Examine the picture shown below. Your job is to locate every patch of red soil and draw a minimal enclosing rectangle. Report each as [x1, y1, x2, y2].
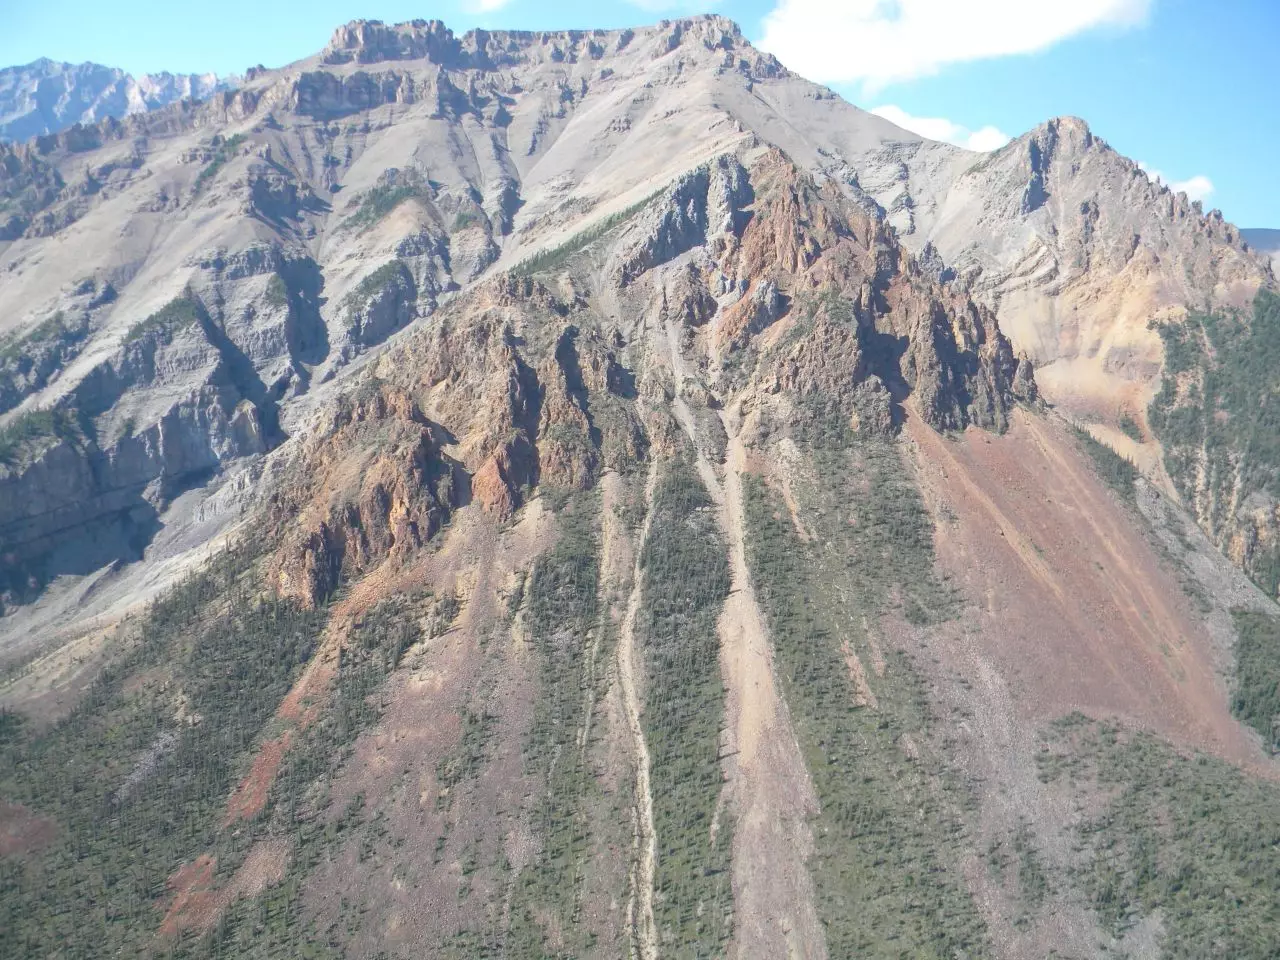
[158, 840, 290, 938]
[0, 801, 57, 857]
[907, 407, 1260, 764]
[223, 731, 294, 826]
[221, 560, 404, 826]
[159, 854, 219, 937]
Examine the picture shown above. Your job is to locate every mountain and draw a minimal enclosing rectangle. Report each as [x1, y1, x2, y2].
[1244, 226, 1280, 267]
[1, 16, 1279, 959]
[0, 57, 234, 142]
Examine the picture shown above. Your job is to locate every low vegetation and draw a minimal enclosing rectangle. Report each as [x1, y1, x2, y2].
[506, 494, 628, 957]
[0, 311, 86, 364]
[1229, 607, 1280, 752]
[191, 594, 430, 959]
[341, 261, 412, 312]
[124, 296, 206, 344]
[1117, 412, 1144, 443]
[1149, 291, 1280, 591]
[1040, 715, 1280, 957]
[0, 312, 91, 415]
[0, 406, 92, 467]
[512, 191, 661, 277]
[741, 439, 986, 957]
[340, 172, 434, 231]
[193, 134, 248, 194]
[263, 273, 289, 309]
[0, 543, 326, 957]
[1073, 425, 1139, 500]
[0, 513, 450, 958]
[637, 456, 734, 954]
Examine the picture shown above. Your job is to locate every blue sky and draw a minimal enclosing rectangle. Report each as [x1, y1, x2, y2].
[3, 0, 1276, 226]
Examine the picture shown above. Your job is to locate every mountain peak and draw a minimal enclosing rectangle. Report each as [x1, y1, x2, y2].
[318, 14, 762, 71]
[0, 59, 232, 142]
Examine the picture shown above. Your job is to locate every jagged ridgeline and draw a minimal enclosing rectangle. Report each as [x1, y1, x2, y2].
[2, 14, 1280, 960]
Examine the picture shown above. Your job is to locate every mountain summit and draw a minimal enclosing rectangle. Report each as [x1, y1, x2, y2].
[1, 16, 1279, 959]
[0, 58, 235, 142]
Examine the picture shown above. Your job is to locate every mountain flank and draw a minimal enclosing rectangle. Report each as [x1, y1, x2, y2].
[1, 16, 1279, 960]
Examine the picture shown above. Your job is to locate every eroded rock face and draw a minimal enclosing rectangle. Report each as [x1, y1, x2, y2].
[0, 303, 276, 599]
[918, 116, 1272, 418]
[322, 19, 462, 67]
[250, 142, 1037, 611]
[290, 71, 416, 119]
[268, 385, 462, 606]
[0, 9, 1266, 615]
[697, 151, 1036, 435]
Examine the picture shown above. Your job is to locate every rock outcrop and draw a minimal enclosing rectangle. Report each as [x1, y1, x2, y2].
[0, 12, 1261, 621]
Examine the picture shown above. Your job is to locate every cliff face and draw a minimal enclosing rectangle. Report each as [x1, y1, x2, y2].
[908, 117, 1273, 422]
[0, 9, 1262, 639]
[258, 145, 1033, 594]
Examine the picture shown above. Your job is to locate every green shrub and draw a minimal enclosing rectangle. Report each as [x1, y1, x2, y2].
[193, 133, 248, 194]
[505, 494, 626, 957]
[1230, 607, 1280, 751]
[1040, 717, 1280, 957]
[637, 456, 734, 953]
[0, 311, 86, 364]
[1148, 291, 1280, 592]
[0, 407, 90, 466]
[124, 296, 204, 344]
[1117, 413, 1144, 443]
[340, 173, 433, 232]
[342, 261, 411, 311]
[0, 544, 326, 957]
[511, 191, 662, 277]
[1073, 425, 1139, 499]
[263, 273, 289, 308]
[741, 439, 986, 957]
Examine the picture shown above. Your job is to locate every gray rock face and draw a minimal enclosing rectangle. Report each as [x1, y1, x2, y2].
[0, 302, 272, 595]
[0, 14, 1269, 620]
[906, 116, 1271, 422]
[0, 58, 235, 142]
[616, 156, 753, 284]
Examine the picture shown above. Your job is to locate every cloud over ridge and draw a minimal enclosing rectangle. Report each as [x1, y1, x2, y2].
[759, 0, 1153, 90]
[1138, 162, 1215, 203]
[870, 104, 1011, 151]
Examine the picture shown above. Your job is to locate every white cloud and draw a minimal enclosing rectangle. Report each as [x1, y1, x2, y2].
[469, 0, 513, 11]
[870, 104, 1011, 152]
[1138, 162, 1215, 203]
[758, 0, 1152, 92]
[1169, 174, 1214, 203]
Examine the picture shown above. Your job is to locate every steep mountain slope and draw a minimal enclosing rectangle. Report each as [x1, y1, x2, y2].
[2, 16, 1280, 960]
[906, 118, 1271, 426]
[0, 58, 233, 142]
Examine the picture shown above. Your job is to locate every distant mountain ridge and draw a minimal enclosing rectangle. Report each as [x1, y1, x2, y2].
[0, 57, 237, 142]
[1243, 227, 1280, 267]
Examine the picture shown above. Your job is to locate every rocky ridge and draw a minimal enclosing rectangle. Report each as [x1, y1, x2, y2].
[0, 58, 235, 143]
